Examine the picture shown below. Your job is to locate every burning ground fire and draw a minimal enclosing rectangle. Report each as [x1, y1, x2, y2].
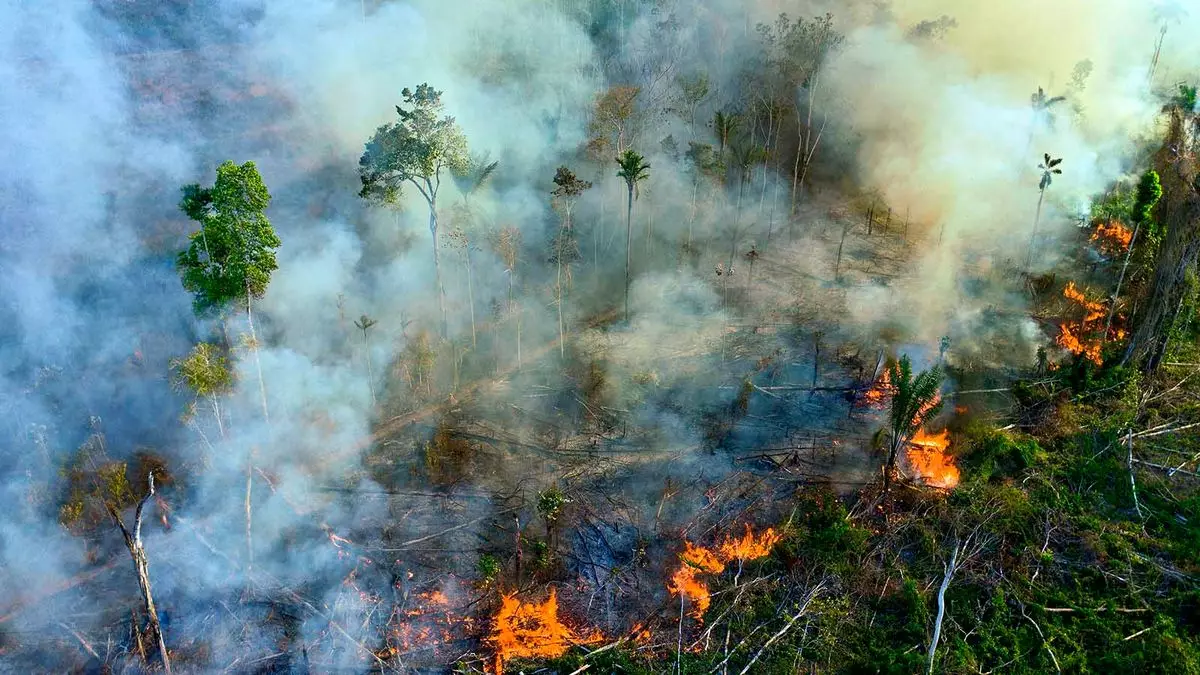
[668, 525, 782, 620]
[489, 589, 601, 675]
[907, 429, 959, 489]
[1091, 220, 1132, 255]
[1057, 281, 1122, 365]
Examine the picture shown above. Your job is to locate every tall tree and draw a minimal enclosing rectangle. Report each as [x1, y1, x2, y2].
[882, 356, 944, 493]
[1026, 154, 1063, 272]
[494, 226, 523, 369]
[450, 153, 499, 348]
[551, 166, 592, 357]
[177, 159, 280, 571]
[354, 314, 379, 405]
[616, 149, 651, 323]
[359, 84, 469, 338]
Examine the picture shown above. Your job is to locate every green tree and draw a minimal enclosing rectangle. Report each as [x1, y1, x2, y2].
[882, 355, 944, 493]
[170, 342, 234, 442]
[616, 149, 650, 323]
[551, 166, 592, 357]
[359, 84, 469, 338]
[1107, 170, 1162, 335]
[177, 160, 278, 425]
[178, 160, 278, 572]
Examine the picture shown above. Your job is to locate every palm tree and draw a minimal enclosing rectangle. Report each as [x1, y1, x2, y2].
[616, 149, 650, 323]
[354, 314, 378, 405]
[1023, 88, 1066, 160]
[882, 355, 944, 493]
[450, 154, 499, 348]
[1026, 154, 1063, 272]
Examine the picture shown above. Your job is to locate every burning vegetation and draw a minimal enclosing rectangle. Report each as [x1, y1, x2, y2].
[1056, 280, 1121, 364]
[906, 429, 959, 489]
[1091, 220, 1133, 254]
[668, 525, 782, 620]
[489, 589, 600, 674]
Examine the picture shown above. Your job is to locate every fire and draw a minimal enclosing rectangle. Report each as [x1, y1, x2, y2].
[386, 587, 475, 660]
[1091, 221, 1132, 253]
[1056, 281, 1113, 365]
[907, 429, 959, 489]
[863, 368, 894, 406]
[490, 589, 601, 675]
[667, 526, 780, 620]
[718, 524, 783, 561]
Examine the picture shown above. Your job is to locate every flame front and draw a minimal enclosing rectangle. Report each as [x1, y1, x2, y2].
[863, 368, 894, 407]
[1091, 220, 1132, 253]
[907, 429, 959, 488]
[668, 526, 779, 620]
[490, 589, 600, 675]
[1057, 281, 1114, 365]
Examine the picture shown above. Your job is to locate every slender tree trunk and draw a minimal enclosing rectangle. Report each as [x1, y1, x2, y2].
[244, 289, 268, 573]
[557, 256, 565, 359]
[625, 183, 634, 323]
[429, 203, 448, 338]
[1026, 188, 1047, 272]
[926, 541, 961, 675]
[111, 477, 171, 674]
[466, 248, 477, 348]
[362, 329, 376, 405]
[209, 395, 225, 440]
[834, 221, 851, 282]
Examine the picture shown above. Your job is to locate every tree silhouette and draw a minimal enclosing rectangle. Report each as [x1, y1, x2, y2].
[883, 356, 944, 493]
[449, 153, 499, 348]
[354, 314, 379, 405]
[551, 166, 592, 356]
[359, 84, 469, 338]
[616, 149, 651, 323]
[1026, 153, 1063, 271]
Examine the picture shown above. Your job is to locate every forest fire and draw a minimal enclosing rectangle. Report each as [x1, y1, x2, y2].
[1091, 221, 1133, 254]
[1057, 281, 1110, 364]
[668, 526, 781, 620]
[385, 589, 473, 659]
[862, 368, 894, 406]
[489, 589, 601, 675]
[907, 429, 959, 489]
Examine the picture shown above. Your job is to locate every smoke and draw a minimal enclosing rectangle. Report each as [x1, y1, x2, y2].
[2, 0, 1197, 670]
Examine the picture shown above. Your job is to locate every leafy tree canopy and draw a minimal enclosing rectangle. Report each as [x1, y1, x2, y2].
[177, 160, 279, 315]
[359, 83, 469, 207]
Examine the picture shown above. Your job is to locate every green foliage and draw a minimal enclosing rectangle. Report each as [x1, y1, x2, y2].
[615, 149, 650, 197]
[170, 342, 234, 398]
[1089, 184, 1134, 224]
[1133, 170, 1163, 228]
[536, 486, 566, 524]
[476, 553, 499, 584]
[962, 424, 1044, 482]
[779, 492, 869, 569]
[1175, 84, 1198, 112]
[359, 83, 469, 207]
[886, 356, 944, 456]
[177, 161, 279, 315]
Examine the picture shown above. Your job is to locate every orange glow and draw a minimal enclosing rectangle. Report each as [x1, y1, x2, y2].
[490, 589, 600, 675]
[1091, 221, 1132, 254]
[907, 429, 959, 489]
[717, 524, 783, 561]
[1057, 281, 1111, 365]
[667, 526, 780, 621]
[667, 542, 726, 619]
[863, 368, 895, 407]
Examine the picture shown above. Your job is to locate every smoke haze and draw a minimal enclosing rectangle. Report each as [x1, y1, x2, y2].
[2, 0, 1198, 670]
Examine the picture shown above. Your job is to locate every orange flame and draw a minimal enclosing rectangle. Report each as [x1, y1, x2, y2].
[907, 429, 959, 489]
[863, 368, 895, 407]
[1057, 281, 1112, 365]
[1091, 221, 1132, 253]
[667, 526, 780, 620]
[490, 589, 601, 675]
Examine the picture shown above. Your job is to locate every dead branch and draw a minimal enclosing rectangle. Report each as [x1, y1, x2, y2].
[1123, 626, 1154, 641]
[1019, 603, 1062, 673]
[59, 622, 100, 660]
[733, 580, 825, 675]
[1127, 430, 1144, 518]
[373, 505, 520, 550]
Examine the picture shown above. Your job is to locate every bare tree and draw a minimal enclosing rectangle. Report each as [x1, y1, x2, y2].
[354, 314, 378, 405]
[106, 473, 171, 675]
